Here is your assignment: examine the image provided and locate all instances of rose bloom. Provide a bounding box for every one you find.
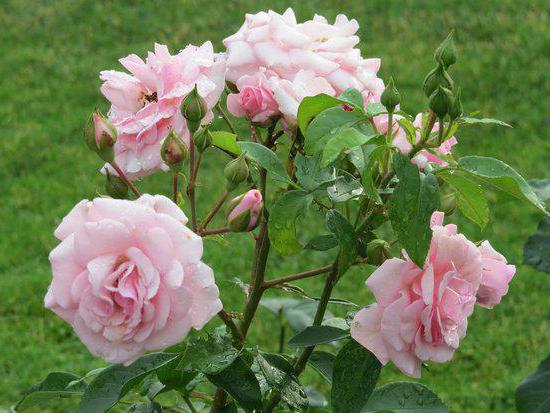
[351,212,515,377]
[476,241,516,308]
[226,69,281,124]
[45,195,222,364]
[224,8,384,121]
[100,43,226,179]
[226,189,264,231]
[374,113,458,169]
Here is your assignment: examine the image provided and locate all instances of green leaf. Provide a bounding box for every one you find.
[529,179,550,203]
[308,351,335,384]
[210,131,242,155]
[127,401,163,413]
[282,301,334,334]
[298,94,344,135]
[179,333,239,374]
[238,141,290,183]
[206,357,263,412]
[326,210,358,275]
[523,217,550,273]
[388,153,440,266]
[295,153,336,192]
[322,127,376,167]
[363,382,449,412]
[339,88,365,108]
[268,190,312,255]
[458,156,547,214]
[305,386,328,408]
[397,118,418,146]
[348,135,386,203]
[305,234,338,251]
[438,169,489,229]
[365,102,387,117]
[460,116,512,128]
[79,353,177,413]
[288,325,349,348]
[156,356,197,394]
[305,107,364,155]
[15,372,85,411]
[331,340,382,413]
[516,354,550,413]
[257,353,308,409]
[327,171,363,202]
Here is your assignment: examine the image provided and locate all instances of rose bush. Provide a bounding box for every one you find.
[17,8,548,413]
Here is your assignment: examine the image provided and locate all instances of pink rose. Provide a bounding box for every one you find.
[374,113,457,169]
[476,241,516,308]
[227,70,280,124]
[100,43,226,179]
[223,9,384,116]
[226,189,263,232]
[45,195,222,364]
[351,211,482,377]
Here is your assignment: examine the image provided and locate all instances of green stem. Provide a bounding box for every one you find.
[386,111,394,144]
[109,161,140,197]
[172,173,178,203]
[201,190,228,230]
[216,103,237,134]
[187,130,198,231]
[183,396,198,413]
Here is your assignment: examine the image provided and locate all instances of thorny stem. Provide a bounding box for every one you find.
[218,309,243,345]
[110,161,140,197]
[201,190,228,230]
[261,264,333,289]
[198,227,229,236]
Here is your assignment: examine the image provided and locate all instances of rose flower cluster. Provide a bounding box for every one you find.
[44,8,517,378]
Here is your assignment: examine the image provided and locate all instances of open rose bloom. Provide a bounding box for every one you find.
[45,195,222,364]
[100,43,225,179]
[351,212,515,377]
[224,9,384,122]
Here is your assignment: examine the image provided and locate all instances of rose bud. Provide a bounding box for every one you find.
[161,131,188,173]
[224,153,249,190]
[423,63,453,97]
[84,112,117,162]
[380,77,401,113]
[181,85,208,133]
[194,127,213,153]
[226,189,263,232]
[366,239,392,265]
[434,30,457,68]
[429,86,453,119]
[105,170,128,199]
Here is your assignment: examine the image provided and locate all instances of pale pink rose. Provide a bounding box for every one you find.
[45,195,222,364]
[374,113,457,169]
[269,70,336,120]
[223,8,384,110]
[351,211,482,377]
[476,241,516,308]
[226,69,280,124]
[100,43,226,179]
[226,189,263,232]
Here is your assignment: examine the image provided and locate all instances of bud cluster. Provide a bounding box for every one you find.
[423,31,463,120]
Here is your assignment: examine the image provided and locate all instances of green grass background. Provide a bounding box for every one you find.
[1,0,549,411]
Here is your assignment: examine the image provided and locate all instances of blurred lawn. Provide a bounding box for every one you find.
[1,0,549,411]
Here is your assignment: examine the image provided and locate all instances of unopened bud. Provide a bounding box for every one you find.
[226,190,263,232]
[105,170,128,199]
[161,131,188,173]
[423,63,454,97]
[380,77,401,113]
[224,153,249,190]
[84,113,117,162]
[366,239,392,265]
[448,87,463,120]
[429,87,453,119]
[434,30,457,68]
[194,128,212,153]
[181,85,208,133]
